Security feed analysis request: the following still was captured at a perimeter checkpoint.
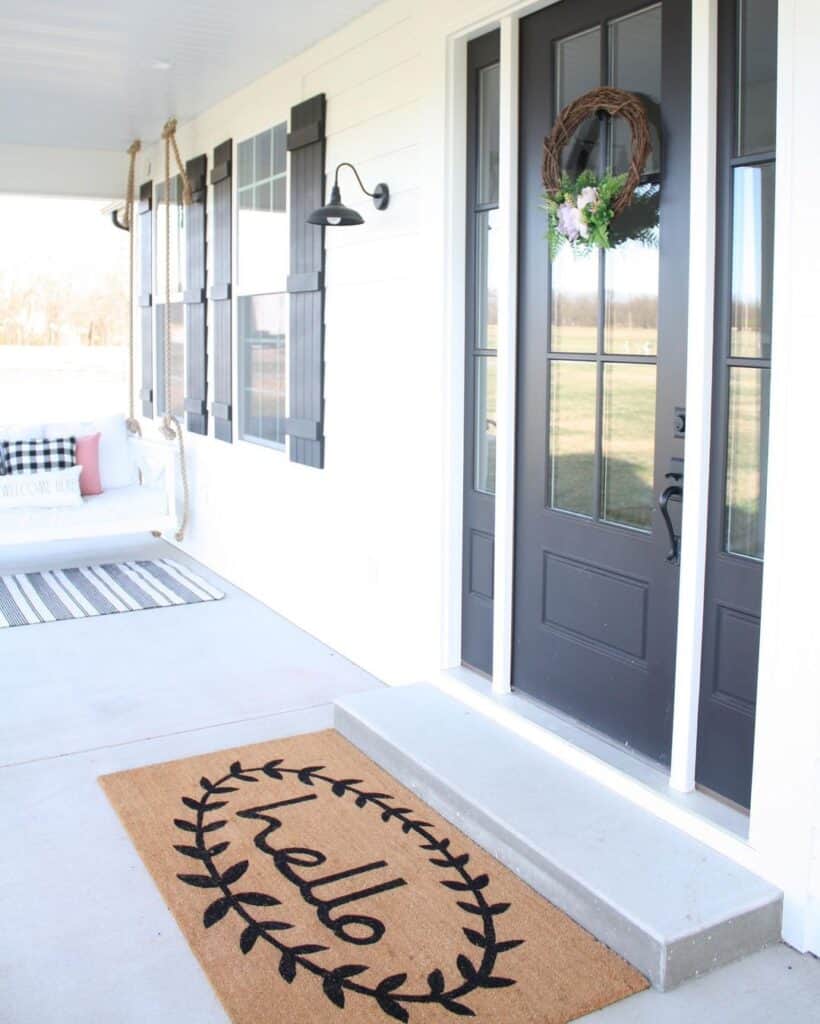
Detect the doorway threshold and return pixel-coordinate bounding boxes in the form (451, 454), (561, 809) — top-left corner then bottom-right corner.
(334, 683), (780, 989)
(433, 666), (753, 866)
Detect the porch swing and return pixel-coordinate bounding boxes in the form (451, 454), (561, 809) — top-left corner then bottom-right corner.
(0, 124), (191, 547)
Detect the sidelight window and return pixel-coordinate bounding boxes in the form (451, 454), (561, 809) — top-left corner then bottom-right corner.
(471, 63), (500, 495)
(722, 0), (777, 560)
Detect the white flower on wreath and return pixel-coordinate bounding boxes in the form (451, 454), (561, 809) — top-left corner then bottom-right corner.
(577, 185), (599, 211)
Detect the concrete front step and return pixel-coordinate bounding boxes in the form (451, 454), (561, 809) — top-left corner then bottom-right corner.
(333, 683), (782, 991)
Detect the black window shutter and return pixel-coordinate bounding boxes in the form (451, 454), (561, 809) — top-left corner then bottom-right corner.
(138, 180), (154, 417)
(210, 140), (233, 442)
(184, 154), (208, 435)
(286, 94), (327, 468)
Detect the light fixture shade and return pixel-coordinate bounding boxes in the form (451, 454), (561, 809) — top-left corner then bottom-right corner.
(307, 177), (390, 227)
(306, 182), (362, 227)
(307, 203), (364, 226)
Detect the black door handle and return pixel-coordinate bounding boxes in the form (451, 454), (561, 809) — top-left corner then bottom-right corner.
(659, 482), (683, 564)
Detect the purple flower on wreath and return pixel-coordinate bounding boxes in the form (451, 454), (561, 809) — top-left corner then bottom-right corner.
(556, 200), (583, 241)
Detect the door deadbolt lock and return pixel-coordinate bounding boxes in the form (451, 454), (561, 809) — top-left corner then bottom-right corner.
(674, 407), (686, 438)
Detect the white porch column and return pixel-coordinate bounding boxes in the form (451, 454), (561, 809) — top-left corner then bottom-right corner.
(749, 0), (820, 955)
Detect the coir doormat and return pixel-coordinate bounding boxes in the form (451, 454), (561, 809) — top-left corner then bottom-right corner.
(100, 730), (647, 1023)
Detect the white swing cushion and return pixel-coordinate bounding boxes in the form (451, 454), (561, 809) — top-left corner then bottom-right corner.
(44, 414), (138, 490)
(0, 481), (170, 544)
(0, 465), (83, 509)
(0, 423), (177, 545)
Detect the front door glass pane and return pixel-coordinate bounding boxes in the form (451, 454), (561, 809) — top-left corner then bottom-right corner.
(725, 366), (769, 559)
(605, 185), (660, 355)
(556, 27), (602, 175)
(549, 360), (597, 517)
(730, 163), (775, 358)
(609, 4), (662, 175)
(601, 362), (657, 529)
(737, 0), (778, 156)
(475, 355), (497, 494)
(551, 247), (598, 353)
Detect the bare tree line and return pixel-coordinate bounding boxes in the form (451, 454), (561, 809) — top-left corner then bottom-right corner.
(554, 295), (659, 328)
(0, 269), (128, 347)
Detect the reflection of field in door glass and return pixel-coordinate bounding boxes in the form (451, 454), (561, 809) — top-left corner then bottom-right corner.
(550, 361), (596, 517)
(475, 356), (497, 494)
(605, 235), (659, 356)
(552, 240), (660, 357)
(726, 367), (768, 560)
(550, 361), (656, 529)
(602, 363), (656, 529)
(551, 247), (597, 353)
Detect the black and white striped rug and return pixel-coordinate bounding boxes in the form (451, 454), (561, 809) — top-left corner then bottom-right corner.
(0, 558), (224, 628)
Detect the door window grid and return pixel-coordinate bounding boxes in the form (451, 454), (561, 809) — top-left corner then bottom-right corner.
(238, 293), (288, 449)
(236, 123), (289, 450)
(721, 0), (777, 560)
(546, 3), (661, 532)
(155, 176), (186, 421)
(154, 302), (185, 419)
(472, 62), (500, 496)
(155, 175), (186, 302)
(237, 125), (287, 214)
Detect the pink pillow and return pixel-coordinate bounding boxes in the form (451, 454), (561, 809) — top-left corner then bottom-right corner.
(75, 433), (103, 496)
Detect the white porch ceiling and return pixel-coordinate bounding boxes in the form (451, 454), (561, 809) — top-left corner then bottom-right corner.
(0, 0), (383, 151)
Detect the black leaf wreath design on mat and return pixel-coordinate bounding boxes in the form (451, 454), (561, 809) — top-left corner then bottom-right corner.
(173, 758), (524, 1021)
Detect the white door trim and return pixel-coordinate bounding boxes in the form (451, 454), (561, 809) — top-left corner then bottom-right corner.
(491, 13), (520, 695)
(669, 0), (719, 793)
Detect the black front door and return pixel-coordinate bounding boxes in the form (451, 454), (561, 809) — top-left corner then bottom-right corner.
(514, 0), (691, 764)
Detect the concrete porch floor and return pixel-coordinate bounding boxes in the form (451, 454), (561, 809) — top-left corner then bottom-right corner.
(1, 537), (818, 1022)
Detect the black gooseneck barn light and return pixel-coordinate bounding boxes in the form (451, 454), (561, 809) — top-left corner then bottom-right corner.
(307, 162), (390, 226)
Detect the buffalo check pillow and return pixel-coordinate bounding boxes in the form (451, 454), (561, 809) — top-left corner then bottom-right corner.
(1, 436), (77, 475)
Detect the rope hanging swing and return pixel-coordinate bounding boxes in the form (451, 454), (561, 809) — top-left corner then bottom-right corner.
(122, 139), (142, 437)
(120, 120), (191, 542)
(157, 117), (191, 541)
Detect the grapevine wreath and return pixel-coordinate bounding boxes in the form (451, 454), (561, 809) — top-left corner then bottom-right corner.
(541, 86), (654, 256)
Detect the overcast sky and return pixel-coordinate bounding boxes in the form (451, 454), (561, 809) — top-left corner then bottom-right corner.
(0, 195), (127, 293)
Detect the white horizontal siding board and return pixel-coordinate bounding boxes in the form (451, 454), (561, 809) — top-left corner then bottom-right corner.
(323, 278), (419, 333)
(322, 149), (421, 218)
(326, 56), (425, 135)
(325, 100), (422, 164)
(324, 234), (421, 287)
(303, 16), (420, 98)
(325, 190), (420, 249)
